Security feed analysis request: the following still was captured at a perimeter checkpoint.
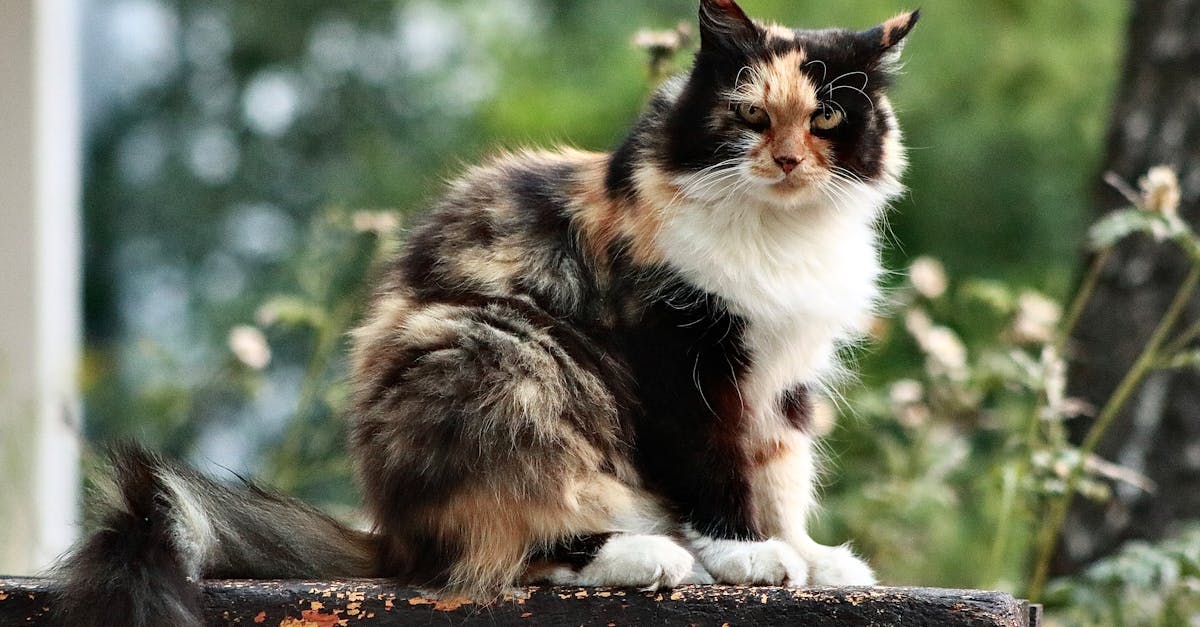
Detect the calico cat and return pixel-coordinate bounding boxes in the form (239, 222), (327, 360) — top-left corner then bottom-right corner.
(53, 1), (918, 624)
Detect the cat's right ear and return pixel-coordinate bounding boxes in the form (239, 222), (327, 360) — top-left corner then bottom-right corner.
(698, 0), (758, 53)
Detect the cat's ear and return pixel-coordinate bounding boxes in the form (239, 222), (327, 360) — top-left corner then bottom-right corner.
(861, 10), (920, 68)
(698, 0), (759, 53)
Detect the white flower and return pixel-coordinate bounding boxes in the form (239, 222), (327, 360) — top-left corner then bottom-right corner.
(889, 379), (924, 406)
(908, 256), (948, 299)
(889, 379), (930, 428)
(1011, 291), (1062, 345)
(228, 325), (271, 370)
(1139, 165), (1180, 217)
(632, 23), (691, 56)
(352, 210), (400, 235)
(906, 309), (969, 380)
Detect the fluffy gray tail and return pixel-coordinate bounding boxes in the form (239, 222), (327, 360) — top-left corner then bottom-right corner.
(51, 445), (378, 626)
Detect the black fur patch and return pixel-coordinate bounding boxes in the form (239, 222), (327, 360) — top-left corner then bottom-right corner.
(612, 264), (760, 541)
(780, 386), (812, 432)
(51, 447), (203, 627)
(529, 533), (616, 571)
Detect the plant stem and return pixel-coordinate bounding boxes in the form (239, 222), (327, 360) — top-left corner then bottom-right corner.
(1056, 248), (1113, 353)
(988, 463), (1020, 583)
(1162, 317), (1200, 356)
(1026, 261), (1200, 601)
(269, 300), (353, 492)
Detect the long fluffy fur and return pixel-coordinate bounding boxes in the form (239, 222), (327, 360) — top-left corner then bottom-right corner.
(51, 446), (377, 626)
(53, 1), (919, 621)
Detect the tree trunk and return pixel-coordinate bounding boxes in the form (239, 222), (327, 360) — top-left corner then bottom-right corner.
(1058, 0), (1200, 574)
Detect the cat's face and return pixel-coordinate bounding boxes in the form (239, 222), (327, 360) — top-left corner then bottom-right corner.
(661, 0), (917, 210)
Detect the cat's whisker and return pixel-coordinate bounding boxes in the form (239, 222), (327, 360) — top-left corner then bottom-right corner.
(825, 100), (849, 122)
(826, 85), (876, 113)
(827, 70), (869, 92)
(803, 59), (828, 86)
(821, 179), (858, 212)
(831, 166), (867, 186)
(678, 166), (748, 202)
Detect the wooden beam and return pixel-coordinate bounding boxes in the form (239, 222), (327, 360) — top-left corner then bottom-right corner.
(1, 579), (1040, 626)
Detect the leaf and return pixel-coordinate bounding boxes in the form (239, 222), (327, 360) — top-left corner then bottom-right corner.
(1089, 209), (1180, 249)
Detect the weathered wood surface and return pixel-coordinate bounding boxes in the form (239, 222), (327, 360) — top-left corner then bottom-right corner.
(1, 578), (1038, 626)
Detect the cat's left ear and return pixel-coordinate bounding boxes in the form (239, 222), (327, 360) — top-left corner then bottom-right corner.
(698, 0), (759, 54)
(861, 10), (920, 68)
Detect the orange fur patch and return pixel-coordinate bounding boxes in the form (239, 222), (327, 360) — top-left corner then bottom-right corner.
(732, 50), (835, 179)
(881, 12), (916, 48)
(571, 156), (668, 268)
(735, 50), (816, 127)
(429, 474), (639, 593)
(750, 438), (792, 468)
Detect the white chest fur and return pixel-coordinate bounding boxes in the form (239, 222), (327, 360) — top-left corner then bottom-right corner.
(657, 195), (883, 428)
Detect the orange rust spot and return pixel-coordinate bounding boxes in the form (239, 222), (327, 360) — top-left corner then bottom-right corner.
(433, 597), (471, 612)
(253, 610), (267, 623)
(0, 592), (8, 601)
(406, 595), (471, 612)
(670, 592), (684, 601)
(300, 608), (344, 627)
(310, 601), (324, 611)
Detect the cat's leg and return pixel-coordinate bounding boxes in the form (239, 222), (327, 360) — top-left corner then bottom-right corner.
(525, 532), (697, 590)
(349, 298), (687, 595)
(625, 335), (812, 586)
(750, 427), (877, 586)
(635, 371), (868, 586)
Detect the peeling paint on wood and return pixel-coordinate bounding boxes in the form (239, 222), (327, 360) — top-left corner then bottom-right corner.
(0, 578), (1039, 626)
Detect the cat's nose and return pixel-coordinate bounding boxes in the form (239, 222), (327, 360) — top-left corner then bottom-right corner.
(774, 155), (800, 174)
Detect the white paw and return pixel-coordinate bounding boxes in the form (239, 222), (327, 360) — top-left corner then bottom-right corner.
(553, 534), (694, 591)
(804, 544), (876, 586)
(691, 538), (808, 586)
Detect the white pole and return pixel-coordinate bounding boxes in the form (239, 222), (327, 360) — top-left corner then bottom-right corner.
(0, 0), (82, 576)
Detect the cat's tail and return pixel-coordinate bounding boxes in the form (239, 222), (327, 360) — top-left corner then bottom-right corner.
(51, 445), (379, 627)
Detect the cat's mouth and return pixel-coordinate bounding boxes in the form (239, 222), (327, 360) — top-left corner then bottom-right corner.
(768, 173), (818, 193)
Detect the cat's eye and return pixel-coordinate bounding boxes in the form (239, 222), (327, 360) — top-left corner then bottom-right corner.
(812, 107), (845, 131)
(735, 103), (770, 128)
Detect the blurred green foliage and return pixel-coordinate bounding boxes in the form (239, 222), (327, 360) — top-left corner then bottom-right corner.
(1046, 525), (1200, 626)
(82, 0), (1132, 608)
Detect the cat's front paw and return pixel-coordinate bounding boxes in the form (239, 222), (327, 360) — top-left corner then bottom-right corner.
(564, 534), (695, 591)
(804, 543), (876, 586)
(691, 538), (808, 586)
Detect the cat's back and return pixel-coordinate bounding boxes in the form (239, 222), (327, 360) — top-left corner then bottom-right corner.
(389, 148), (613, 319)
